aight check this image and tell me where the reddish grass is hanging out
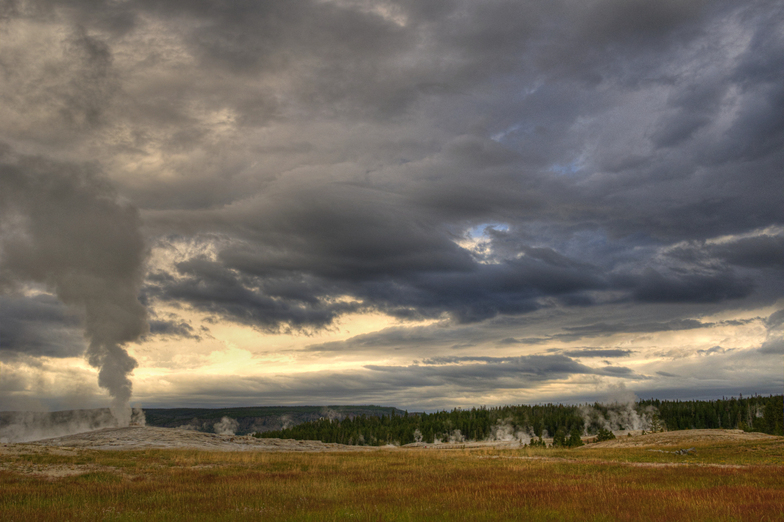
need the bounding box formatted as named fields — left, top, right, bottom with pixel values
left=1, top=447, right=782, bottom=521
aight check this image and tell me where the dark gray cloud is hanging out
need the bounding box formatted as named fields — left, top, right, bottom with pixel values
left=757, top=308, right=784, bottom=355
left=147, top=319, right=202, bottom=341
left=758, top=339, right=784, bottom=355
left=711, top=236, right=784, bottom=269
left=556, top=318, right=717, bottom=339
left=366, top=354, right=646, bottom=384
left=1, top=0, right=782, bottom=407
left=500, top=337, right=550, bottom=345
left=0, top=295, right=84, bottom=359
left=306, top=324, right=469, bottom=353
left=145, top=257, right=366, bottom=332
left=697, top=345, right=731, bottom=356
left=766, top=309, right=784, bottom=329
left=629, top=269, right=752, bottom=303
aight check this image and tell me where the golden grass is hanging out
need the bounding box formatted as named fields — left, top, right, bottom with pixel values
left=1, top=439, right=783, bottom=521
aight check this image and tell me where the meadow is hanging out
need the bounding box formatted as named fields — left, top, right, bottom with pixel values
left=1, top=435, right=782, bottom=521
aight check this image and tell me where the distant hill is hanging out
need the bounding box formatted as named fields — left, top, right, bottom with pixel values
left=143, top=405, right=406, bottom=435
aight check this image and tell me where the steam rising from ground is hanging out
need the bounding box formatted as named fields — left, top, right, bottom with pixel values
left=213, top=416, right=239, bottom=436
left=0, top=408, right=146, bottom=443
left=580, top=385, right=657, bottom=433
left=0, top=151, right=148, bottom=426
left=487, top=420, right=533, bottom=445
left=320, top=408, right=344, bottom=422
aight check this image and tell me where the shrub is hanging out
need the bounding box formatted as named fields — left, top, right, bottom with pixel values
left=596, top=428, right=615, bottom=442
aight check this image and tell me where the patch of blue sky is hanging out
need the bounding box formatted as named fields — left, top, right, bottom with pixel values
left=467, top=222, right=509, bottom=240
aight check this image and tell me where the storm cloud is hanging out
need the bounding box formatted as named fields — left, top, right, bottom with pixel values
left=1, top=0, right=782, bottom=409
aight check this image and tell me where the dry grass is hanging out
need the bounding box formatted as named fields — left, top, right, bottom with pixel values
left=1, top=436, right=783, bottom=521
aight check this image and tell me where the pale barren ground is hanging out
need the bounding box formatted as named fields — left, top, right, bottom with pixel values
left=0, top=426, right=375, bottom=479
left=1, top=426, right=777, bottom=456
left=1, top=426, right=376, bottom=453
left=1, top=426, right=778, bottom=462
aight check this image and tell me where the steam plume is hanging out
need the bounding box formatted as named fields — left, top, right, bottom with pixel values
left=0, top=408, right=146, bottom=443
left=580, top=383, right=656, bottom=434
left=213, top=416, right=239, bottom=436
left=487, top=419, right=532, bottom=445
left=0, top=149, right=148, bottom=425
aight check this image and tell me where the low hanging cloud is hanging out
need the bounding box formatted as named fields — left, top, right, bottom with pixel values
left=125, top=354, right=646, bottom=410
left=394, top=354, right=646, bottom=383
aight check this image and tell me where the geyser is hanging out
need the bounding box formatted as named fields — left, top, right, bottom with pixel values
left=0, top=151, right=148, bottom=426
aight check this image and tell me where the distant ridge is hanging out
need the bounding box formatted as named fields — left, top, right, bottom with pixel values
left=144, top=405, right=407, bottom=435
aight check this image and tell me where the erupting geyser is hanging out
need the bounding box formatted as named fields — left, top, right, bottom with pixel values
left=0, top=153, right=148, bottom=426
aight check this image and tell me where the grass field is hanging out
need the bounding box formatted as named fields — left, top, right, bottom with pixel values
left=2, top=435, right=783, bottom=521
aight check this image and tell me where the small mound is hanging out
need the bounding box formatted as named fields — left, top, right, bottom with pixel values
left=583, top=429, right=780, bottom=449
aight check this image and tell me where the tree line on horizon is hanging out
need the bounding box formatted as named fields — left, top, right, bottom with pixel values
left=641, top=395, right=783, bottom=434
left=253, top=395, right=783, bottom=447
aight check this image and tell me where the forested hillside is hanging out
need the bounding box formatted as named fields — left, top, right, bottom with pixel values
left=143, top=405, right=405, bottom=435
left=254, top=395, right=783, bottom=446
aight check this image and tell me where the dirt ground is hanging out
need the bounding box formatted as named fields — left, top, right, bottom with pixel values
left=0, top=426, right=377, bottom=478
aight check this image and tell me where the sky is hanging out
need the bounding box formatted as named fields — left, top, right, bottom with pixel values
left=0, top=0, right=782, bottom=414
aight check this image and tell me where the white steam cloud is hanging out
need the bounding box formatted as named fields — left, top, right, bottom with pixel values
left=487, top=419, right=533, bottom=445
left=0, top=407, right=146, bottom=443
left=213, top=416, right=239, bottom=435
left=580, top=384, right=657, bottom=433
left=320, top=408, right=344, bottom=421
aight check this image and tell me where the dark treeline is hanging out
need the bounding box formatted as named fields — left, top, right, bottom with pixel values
left=640, top=394, right=783, bottom=434
left=254, top=395, right=783, bottom=446
left=256, top=403, right=586, bottom=446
